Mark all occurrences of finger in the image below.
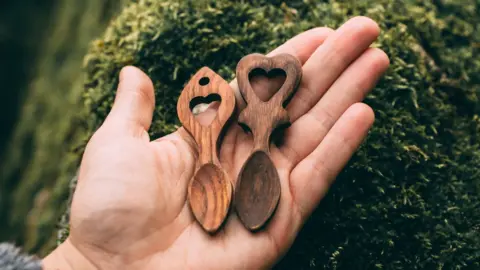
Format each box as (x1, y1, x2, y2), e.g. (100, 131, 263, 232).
(102, 66, 155, 137)
(230, 27, 334, 110)
(290, 103, 374, 225)
(192, 102, 220, 126)
(287, 16, 381, 122)
(267, 27, 334, 62)
(280, 48, 389, 166)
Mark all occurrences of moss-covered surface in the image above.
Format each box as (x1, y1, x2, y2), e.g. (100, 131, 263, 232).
(57, 0, 480, 268)
(0, 0, 128, 256)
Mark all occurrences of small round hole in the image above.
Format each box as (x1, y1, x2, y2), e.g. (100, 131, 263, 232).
(199, 77, 210, 86)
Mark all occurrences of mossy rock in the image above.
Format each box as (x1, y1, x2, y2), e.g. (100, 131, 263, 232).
(62, 0, 480, 268)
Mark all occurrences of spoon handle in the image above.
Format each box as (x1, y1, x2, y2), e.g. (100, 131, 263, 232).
(236, 53, 302, 152)
(177, 67, 236, 165)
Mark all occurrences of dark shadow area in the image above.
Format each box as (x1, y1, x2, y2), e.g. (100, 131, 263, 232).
(0, 0, 56, 244)
(0, 0, 55, 165)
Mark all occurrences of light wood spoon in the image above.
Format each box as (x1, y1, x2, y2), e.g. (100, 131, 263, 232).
(177, 67, 236, 233)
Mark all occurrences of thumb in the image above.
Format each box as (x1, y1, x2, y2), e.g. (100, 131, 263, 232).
(103, 66, 155, 137)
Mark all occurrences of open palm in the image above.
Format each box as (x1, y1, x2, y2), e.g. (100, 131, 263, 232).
(44, 17, 389, 270)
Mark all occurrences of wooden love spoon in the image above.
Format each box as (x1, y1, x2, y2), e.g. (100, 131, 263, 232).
(234, 53, 302, 231)
(177, 67, 236, 233)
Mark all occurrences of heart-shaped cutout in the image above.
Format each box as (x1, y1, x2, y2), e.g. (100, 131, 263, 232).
(190, 92, 221, 127)
(248, 68, 286, 102)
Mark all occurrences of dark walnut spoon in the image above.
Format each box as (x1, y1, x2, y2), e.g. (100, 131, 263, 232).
(234, 53, 302, 231)
(177, 67, 236, 233)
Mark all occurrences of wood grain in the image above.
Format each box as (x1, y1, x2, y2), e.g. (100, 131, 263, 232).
(234, 53, 302, 231)
(177, 67, 236, 233)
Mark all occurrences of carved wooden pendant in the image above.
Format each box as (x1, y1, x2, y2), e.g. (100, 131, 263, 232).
(234, 53, 302, 231)
(177, 67, 236, 233)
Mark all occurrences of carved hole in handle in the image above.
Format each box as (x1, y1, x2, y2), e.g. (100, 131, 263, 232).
(270, 121, 292, 147)
(190, 93, 221, 127)
(199, 77, 210, 86)
(249, 68, 286, 102)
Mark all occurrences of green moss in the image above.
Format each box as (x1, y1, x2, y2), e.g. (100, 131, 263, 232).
(62, 0, 480, 268)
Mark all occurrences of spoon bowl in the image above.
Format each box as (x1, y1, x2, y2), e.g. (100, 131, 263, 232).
(189, 163, 232, 233)
(235, 150, 281, 231)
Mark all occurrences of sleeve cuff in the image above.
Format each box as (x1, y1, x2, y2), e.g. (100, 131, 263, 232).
(0, 243, 43, 270)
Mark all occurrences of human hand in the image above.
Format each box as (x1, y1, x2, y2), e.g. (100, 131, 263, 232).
(43, 16, 389, 270)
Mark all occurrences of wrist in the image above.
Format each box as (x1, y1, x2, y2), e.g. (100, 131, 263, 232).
(43, 238, 97, 270)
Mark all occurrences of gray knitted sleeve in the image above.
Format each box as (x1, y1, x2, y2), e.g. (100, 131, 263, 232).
(0, 243, 42, 270)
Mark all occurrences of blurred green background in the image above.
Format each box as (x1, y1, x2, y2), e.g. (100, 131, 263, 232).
(0, 0, 128, 255)
(0, 0, 479, 269)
